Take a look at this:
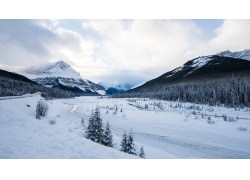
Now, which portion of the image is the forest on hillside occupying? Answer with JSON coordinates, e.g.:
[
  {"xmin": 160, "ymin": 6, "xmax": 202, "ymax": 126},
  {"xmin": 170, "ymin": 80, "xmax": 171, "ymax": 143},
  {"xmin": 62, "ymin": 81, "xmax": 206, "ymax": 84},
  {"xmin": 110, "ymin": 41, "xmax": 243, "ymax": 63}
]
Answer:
[
  {"xmin": 0, "ymin": 76, "xmax": 76, "ymax": 99},
  {"xmin": 111, "ymin": 75, "xmax": 250, "ymax": 108}
]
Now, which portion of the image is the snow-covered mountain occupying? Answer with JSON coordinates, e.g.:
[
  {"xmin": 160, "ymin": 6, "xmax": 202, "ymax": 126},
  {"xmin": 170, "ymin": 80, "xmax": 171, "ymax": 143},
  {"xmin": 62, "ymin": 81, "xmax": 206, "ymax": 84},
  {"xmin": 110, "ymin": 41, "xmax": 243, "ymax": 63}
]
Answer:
[
  {"xmin": 100, "ymin": 83, "xmax": 133, "ymax": 95},
  {"xmin": 98, "ymin": 82, "xmax": 133, "ymax": 91},
  {"xmin": 131, "ymin": 49, "xmax": 250, "ymax": 91},
  {"xmin": 115, "ymin": 83, "xmax": 133, "ymax": 91},
  {"xmin": 217, "ymin": 49, "xmax": 250, "ymax": 61},
  {"xmin": 19, "ymin": 60, "xmax": 105, "ymax": 96}
]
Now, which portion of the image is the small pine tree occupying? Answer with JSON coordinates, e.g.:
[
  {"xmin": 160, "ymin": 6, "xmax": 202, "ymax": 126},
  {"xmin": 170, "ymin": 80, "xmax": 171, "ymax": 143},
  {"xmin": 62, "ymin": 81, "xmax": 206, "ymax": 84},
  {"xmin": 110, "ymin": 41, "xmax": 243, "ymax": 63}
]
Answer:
[
  {"xmin": 85, "ymin": 110, "xmax": 95, "ymax": 141},
  {"xmin": 103, "ymin": 121, "xmax": 113, "ymax": 147},
  {"xmin": 120, "ymin": 108, "xmax": 123, "ymax": 112},
  {"xmin": 85, "ymin": 106, "xmax": 104, "ymax": 144},
  {"xmin": 93, "ymin": 106, "xmax": 104, "ymax": 144},
  {"xmin": 127, "ymin": 128, "xmax": 137, "ymax": 155},
  {"xmin": 120, "ymin": 131, "xmax": 127, "ymax": 153},
  {"xmin": 139, "ymin": 146, "xmax": 145, "ymax": 159}
]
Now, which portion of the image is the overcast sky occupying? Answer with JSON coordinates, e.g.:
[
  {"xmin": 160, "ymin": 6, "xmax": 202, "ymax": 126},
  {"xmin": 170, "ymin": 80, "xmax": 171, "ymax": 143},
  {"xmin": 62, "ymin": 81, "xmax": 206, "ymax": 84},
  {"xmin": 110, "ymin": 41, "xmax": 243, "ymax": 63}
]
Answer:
[{"xmin": 0, "ymin": 19, "xmax": 250, "ymax": 86}]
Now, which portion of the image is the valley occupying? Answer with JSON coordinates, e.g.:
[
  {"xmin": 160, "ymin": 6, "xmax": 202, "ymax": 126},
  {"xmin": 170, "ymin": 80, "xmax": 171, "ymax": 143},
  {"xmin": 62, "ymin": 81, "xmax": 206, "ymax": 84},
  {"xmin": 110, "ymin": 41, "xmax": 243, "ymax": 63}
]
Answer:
[{"xmin": 1, "ymin": 95, "xmax": 250, "ymax": 158}]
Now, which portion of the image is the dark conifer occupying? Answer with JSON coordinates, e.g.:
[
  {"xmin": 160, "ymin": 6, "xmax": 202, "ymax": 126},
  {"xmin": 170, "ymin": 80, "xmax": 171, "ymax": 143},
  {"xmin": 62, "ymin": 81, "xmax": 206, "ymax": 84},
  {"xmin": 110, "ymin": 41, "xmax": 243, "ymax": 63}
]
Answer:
[
  {"xmin": 127, "ymin": 128, "xmax": 137, "ymax": 155},
  {"xmin": 103, "ymin": 121, "xmax": 113, "ymax": 147},
  {"xmin": 85, "ymin": 110, "xmax": 95, "ymax": 141},
  {"xmin": 139, "ymin": 146, "xmax": 145, "ymax": 159},
  {"xmin": 120, "ymin": 131, "xmax": 127, "ymax": 153}
]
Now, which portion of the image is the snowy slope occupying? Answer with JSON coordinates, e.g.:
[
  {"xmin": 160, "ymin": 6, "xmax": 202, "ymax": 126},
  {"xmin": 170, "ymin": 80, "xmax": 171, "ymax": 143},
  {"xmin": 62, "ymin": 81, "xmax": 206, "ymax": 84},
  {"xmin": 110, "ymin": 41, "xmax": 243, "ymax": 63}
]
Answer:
[
  {"xmin": 144, "ymin": 55, "xmax": 214, "ymax": 82},
  {"xmin": 160, "ymin": 49, "xmax": 250, "ymax": 81},
  {"xmin": 18, "ymin": 61, "xmax": 105, "ymax": 95},
  {"xmin": 131, "ymin": 82, "xmax": 146, "ymax": 89},
  {"xmin": 1, "ymin": 95, "xmax": 250, "ymax": 158},
  {"xmin": 217, "ymin": 49, "xmax": 250, "ymax": 61},
  {"xmin": 0, "ymin": 95, "xmax": 137, "ymax": 158}
]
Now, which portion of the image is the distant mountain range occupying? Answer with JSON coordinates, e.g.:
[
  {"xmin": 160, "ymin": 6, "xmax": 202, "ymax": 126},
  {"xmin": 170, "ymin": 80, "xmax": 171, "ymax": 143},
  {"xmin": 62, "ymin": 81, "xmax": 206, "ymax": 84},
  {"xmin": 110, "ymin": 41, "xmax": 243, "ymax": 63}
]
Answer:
[
  {"xmin": 130, "ymin": 49, "xmax": 250, "ymax": 92},
  {"xmin": 98, "ymin": 82, "xmax": 133, "ymax": 95},
  {"xmin": 18, "ymin": 60, "xmax": 105, "ymax": 96}
]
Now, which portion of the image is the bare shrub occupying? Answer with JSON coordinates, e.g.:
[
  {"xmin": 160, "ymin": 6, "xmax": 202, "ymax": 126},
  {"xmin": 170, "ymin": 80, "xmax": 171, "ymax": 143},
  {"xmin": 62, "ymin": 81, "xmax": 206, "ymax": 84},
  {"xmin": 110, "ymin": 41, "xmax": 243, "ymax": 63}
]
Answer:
[
  {"xmin": 223, "ymin": 114, "xmax": 227, "ymax": 121},
  {"xmin": 237, "ymin": 127, "xmax": 248, "ymax": 131},
  {"xmin": 36, "ymin": 99, "xmax": 49, "ymax": 119},
  {"xmin": 228, "ymin": 117, "xmax": 237, "ymax": 122},
  {"xmin": 207, "ymin": 116, "xmax": 214, "ymax": 124},
  {"xmin": 49, "ymin": 119, "xmax": 56, "ymax": 125}
]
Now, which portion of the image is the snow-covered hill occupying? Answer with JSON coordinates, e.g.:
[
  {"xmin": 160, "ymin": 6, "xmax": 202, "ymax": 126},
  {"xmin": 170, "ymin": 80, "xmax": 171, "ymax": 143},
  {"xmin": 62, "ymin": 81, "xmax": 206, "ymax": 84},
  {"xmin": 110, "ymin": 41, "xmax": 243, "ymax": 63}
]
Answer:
[
  {"xmin": 19, "ymin": 61, "xmax": 105, "ymax": 96},
  {"xmin": 0, "ymin": 95, "xmax": 138, "ymax": 158},
  {"xmin": 217, "ymin": 49, "xmax": 250, "ymax": 61}
]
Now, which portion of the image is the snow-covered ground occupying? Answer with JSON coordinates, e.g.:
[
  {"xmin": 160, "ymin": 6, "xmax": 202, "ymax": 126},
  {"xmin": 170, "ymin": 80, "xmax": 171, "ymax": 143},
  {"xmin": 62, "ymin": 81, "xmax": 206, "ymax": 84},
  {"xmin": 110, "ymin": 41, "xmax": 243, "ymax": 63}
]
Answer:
[
  {"xmin": 1, "ymin": 95, "xmax": 250, "ymax": 159},
  {"xmin": 0, "ymin": 95, "xmax": 137, "ymax": 159}
]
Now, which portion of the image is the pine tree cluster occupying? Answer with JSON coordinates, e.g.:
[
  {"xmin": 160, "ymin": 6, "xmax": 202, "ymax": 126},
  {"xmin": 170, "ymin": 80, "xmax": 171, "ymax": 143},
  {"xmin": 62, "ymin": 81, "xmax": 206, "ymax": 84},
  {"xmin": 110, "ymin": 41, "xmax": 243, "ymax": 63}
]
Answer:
[
  {"xmin": 85, "ymin": 106, "xmax": 113, "ymax": 147},
  {"xmin": 120, "ymin": 129, "xmax": 137, "ymax": 155}
]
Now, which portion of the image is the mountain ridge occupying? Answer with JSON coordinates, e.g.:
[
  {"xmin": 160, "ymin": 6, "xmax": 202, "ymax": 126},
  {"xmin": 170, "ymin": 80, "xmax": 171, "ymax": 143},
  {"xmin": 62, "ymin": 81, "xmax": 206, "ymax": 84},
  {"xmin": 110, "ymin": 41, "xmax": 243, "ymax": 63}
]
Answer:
[
  {"xmin": 217, "ymin": 49, "xmax": 250, "ymax": 60},
  {"xmin": 130, "ymin": 49, "xmax": 250, "ymax": 92},
  {"xmin": 19, "ymin": 60, "xmax": 105, "ymax": 96}
]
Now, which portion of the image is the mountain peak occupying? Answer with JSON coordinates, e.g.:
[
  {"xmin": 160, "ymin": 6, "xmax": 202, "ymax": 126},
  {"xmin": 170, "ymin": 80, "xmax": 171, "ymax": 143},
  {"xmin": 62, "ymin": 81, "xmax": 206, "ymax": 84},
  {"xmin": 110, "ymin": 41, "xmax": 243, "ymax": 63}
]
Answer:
[
  {"xmin": 55, "ymin": 60, "xmax": 69, "ymax": 66},
  {"xmin": 19, "ymin": 60, "xmax": 82, "ymax": 79},
  {"xmin": 217, "ymin": 49, "xmax": 250, "ymax": 60}
]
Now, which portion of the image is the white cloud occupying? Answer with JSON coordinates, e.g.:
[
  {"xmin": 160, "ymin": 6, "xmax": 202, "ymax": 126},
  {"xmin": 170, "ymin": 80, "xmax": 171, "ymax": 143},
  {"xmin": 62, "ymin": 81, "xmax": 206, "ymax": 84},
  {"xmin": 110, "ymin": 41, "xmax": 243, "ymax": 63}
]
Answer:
[
  {"xmin": 82, "ymin": 20, "xmax": 204, "ymax": 84},
  {"xmin": 210, "ymin": 19, "xmax": 250, "ymax": 51},
  {"xmin": 0, "ymin": 20, "xmax": 100, "ymax": 75},
  {"xmin": 1, "ymin": 19, "xmax": 250, "ymax": 86},
  {"xmin": 184, "ymin": 20, "xmax": 250, "ymax": 59},
  {"xmin": 82, "ymin": 20, "xmax": 125, "ymax": 36}
]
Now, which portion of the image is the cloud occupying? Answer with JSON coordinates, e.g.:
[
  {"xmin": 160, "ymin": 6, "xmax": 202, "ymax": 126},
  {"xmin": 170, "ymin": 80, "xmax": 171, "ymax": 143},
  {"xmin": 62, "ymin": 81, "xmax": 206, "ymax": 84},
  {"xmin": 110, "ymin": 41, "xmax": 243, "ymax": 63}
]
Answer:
[
  {"xmin": 81, "ymin": 20, "xmax": 206, "ymax": 84},
  {"xmin": 184, "ymin": 20, "xmax": 250, "ymax": 59},
  {"xmin": 0, "ymin": 20, "xmax": 98, "ymax": 71},
  {"xmin": 1, "ymin": 19, "xmax": 250, "ymax": 86}
]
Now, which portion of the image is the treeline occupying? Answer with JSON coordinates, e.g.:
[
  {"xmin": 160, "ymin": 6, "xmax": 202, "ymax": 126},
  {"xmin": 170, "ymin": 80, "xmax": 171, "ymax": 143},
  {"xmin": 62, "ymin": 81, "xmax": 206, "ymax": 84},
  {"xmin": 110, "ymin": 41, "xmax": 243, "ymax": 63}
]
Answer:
[
  {"xmin": 111, "ymin": 76, "xmax": 250, "ymax": 108},
  {"xmin": 0, "ymin": 76, "xmax": 76, "ymax": 99}
]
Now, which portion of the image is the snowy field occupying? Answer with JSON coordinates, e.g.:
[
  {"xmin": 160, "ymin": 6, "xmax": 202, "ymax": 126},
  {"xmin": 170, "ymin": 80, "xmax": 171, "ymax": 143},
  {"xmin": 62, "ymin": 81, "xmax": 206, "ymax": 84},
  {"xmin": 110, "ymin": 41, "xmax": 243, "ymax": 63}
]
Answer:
[{"xmin": 1, "ymin": 94, "xmax": 250, "ymax": 159}]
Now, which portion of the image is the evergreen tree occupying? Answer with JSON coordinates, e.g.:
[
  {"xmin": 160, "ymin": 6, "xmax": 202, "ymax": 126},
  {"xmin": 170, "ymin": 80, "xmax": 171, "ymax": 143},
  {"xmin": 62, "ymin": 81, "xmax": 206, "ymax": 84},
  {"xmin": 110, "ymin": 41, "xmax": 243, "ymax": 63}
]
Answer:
[
  {"xmin": 103, "ymin": 121, "xmax": 113, "ymax": 147},
  {"xmin": 120, "ymin": 131, "xmax": 127, "ymax": 153},
  {"xmin": 127, "ymin": 128, "xmax": 137, "ymax": 155},
  {"xmin": 85, "ymin": 110, "xmax": 95, "ymax": 141},
  {"xmin": 92, "ymin": 106, "xmax": 104, "ymax": 144},
  {"xmin": 85, "ymin": 106, "xmax": 104, "ymax": 144},
  {"xmin": 139, "ymin": 146, "xmax": 145, "ymax": 159}
]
